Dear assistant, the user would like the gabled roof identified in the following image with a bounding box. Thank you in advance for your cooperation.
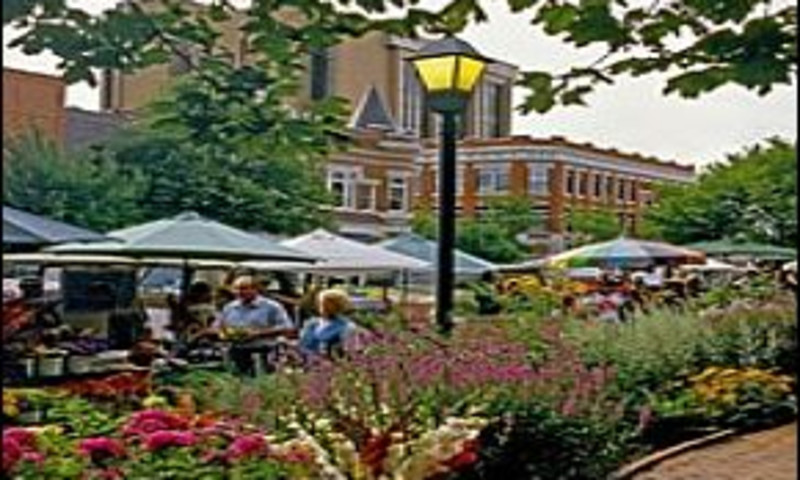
[349,86,397,132]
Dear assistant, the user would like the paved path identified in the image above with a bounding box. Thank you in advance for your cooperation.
[633,423,797,480]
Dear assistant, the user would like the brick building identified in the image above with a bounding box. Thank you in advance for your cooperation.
[2,68,66,144]
[416,136,695,251]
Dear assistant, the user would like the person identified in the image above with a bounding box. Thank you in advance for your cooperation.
[299,289,364,359]
[184,281,216,337]
[129,327,167,367]
[209,276,297,375]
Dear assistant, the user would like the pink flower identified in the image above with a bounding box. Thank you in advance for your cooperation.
[21,452,44,466]
[78,437,126,462]
[3,428,36,450]
[122,410,189,436]
[98,467,124,480]
[226,434,268,461]
[143,430,197,451]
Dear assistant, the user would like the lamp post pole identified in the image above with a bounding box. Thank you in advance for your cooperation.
[436,111,458,334]
[408,35,489,335]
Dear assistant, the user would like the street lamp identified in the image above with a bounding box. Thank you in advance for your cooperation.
[410,36,488,334]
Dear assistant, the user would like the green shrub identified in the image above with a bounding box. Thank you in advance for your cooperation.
[452,399,632,480]
[567,309,714,405]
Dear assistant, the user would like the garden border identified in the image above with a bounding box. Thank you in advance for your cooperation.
[609,428,737,480]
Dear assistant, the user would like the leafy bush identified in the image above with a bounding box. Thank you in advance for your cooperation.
[700,299,797,374]
[452,399,631,480]
[646,366,797,444]
[567,308,714,405]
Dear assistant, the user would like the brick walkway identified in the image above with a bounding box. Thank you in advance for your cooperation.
[633,423,797,480]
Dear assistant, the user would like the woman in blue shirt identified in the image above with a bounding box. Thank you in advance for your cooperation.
[299,289,364,358]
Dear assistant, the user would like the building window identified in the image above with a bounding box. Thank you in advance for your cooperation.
[328,169,367,209]
[528,164,549,195]
[477,166,510,194]
[617,179,626,201]
[578,171,588,197]
[355,184,375,211]
[328,171,351,208]
[401,61,422,134]
[607,177,615,200]
[565,170,576,196]
[387,177,407,211]
[481,82,503,138]
[310,48,332,101]
[594,174,604,198]
[629,181,637,202]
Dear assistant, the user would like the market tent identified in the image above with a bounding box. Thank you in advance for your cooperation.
[687,239,796,261]
[45,212,312,263]
[378,233,495,276]
[2,253,237,269]
[3,206,106,249]
[547,237,705,269]
[253,228,429,274]
[45,212,315,296]
[680,258,743,272]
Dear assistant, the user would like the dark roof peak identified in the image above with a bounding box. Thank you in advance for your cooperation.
[349,86,397,132]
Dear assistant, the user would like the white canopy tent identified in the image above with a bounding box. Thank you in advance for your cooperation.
[243,229,430,274]
[680,258,744,272]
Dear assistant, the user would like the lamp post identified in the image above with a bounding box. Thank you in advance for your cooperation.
[410,36,488,334]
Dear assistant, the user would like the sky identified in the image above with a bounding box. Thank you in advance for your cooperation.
[3,0,797,168]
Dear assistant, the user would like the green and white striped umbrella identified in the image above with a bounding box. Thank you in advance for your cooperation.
[548,237,706,269]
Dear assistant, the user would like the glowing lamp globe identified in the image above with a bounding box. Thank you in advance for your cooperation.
[410,36,488,113]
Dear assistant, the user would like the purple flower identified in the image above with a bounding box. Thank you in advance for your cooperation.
[143,430,197,451]
[637,405,654,431]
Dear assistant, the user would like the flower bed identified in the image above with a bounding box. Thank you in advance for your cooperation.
[3,290,794,479]
[2,405,323,479]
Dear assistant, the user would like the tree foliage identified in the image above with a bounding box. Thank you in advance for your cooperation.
[97,60,345,234]
[642,138,797,247]
[567,207,621,246]
[412,196,541,263]
[4,0,795,113]
[5,0,361,234]
[2,132,146,231]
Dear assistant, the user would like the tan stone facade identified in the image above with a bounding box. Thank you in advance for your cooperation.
[2,68,66,145]
[416,136,695,252]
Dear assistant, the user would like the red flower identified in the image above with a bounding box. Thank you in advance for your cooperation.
[3,428,36,450]
[3,437,23,472]
[442,439,480,471]
[78,437,126,462]
[122,410,190,436]
[143,430,197,451]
